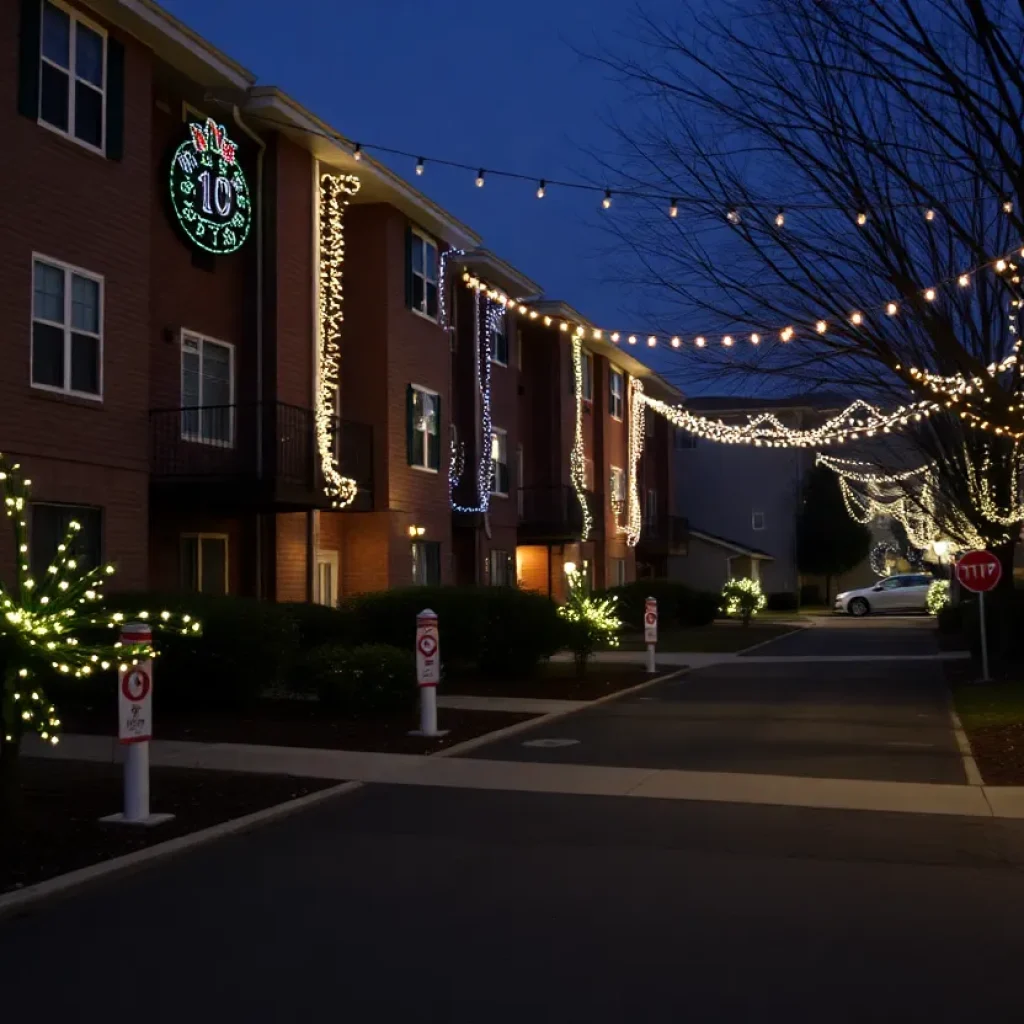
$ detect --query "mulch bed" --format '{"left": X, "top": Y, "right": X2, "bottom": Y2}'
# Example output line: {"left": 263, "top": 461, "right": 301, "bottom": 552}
{"left": 961, "top": 724, "right": 1024, "bottom": 785}
{"left": 60, "top": 702, "right": 535, "bottom": 755}
{"left": 1, "top": 759, "right": 338, "bottom": 896}
{"left": 448, "top": 663, "right": 676, "bottom": 701}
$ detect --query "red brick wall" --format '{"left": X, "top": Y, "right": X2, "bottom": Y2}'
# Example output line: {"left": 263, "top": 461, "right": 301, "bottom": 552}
{"left": 0, "top": 1, "right": 152, "bottom": 588}
{"left": 149, "top": 509, "right": 246, "bottom": 595}
{"left": 276, "top": 512, "right": 310, "bottom": 602}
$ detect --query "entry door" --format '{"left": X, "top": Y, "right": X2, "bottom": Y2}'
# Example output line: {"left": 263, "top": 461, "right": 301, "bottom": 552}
{"left": 316, "top": 552, "right": 339, "bottom": 607}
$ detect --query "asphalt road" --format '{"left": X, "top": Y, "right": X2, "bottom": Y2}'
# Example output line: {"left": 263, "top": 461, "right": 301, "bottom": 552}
{"left": 3, "top": 619, "right": 1009, "bottom": 1022}
{"left": 4, "top": 785, "right": 1024, "bottom": 1022}
{"left": 750, "top": 615, "right": 939, "bottom": 657}
{"left": 470, "top": 622, "right": 964, "bottom": 783}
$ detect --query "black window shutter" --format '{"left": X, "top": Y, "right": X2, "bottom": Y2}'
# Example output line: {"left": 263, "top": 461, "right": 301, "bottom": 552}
{"left": 17, "top": 0, "right": 42, "bottom": 120}
{"left": 404, "top": 225, "right": 414, "bottom": 309}
{"left": 428, "top": 394, "right": 441, "bottom": 470}
{"left": 105, "top": 37, "right": 125, "bottom": 160}
{"left": 406, "top": 385, "right": 416, "bottom": 465}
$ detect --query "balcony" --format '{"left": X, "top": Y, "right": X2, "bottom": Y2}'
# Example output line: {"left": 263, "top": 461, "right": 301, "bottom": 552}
{"left": 517, "top": 485, "right": 603, "bottom": 543}
{"left": 150, "top": 402, "right": 373, "bottom": 512}
{"left": 637, "top": 513, "right": 689, "bottom": 556}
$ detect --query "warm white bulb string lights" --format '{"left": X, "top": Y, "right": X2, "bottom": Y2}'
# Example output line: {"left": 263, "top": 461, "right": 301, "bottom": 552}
{"left": 569, "top": 336, "right": 594, "bottom": 542}
{"left": 317, "top": 173, "right": 361, "bottom": 509}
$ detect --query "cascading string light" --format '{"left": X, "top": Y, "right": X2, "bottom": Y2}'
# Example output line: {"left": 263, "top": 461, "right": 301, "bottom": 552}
{"left": 569, "top": 336, "right": 594, "bottom": 541}
{"left": 317, "top": 173, "right": 362, "bottom": 509}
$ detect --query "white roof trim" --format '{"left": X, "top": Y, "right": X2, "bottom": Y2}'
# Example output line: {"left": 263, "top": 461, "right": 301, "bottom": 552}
{"left": 689, "top": 529, "right": 774, "bottom": 559}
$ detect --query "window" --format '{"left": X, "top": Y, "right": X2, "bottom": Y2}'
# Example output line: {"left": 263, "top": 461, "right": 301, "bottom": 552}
{"left": 610, "top": 368, "right": 624, "bottom": 420}
{"left": 492, "top": 311, "right": 508, "bottom": 366}
{"left": 408, "top": 229, "right": 438, "bottom": 320}
{"left": 489, "top": 549, "right": 514, "bottom": 586}
{"left": 582, "top": 352, "right": 593, "bottom": 402}
{"left": 38, "top": 1, "right": 106, "bottom": 150}
{"left": 411, "top": 541, "right": 441, "bottom": 585}
{"left": 30, "top": 503, "right": 101, "bottom": 580}
{"left": 674, "top": 428, "right": 697, "bottom": 450}
{"left": 31, "top": 256, "right": 102, "bottom": 398}
{"left": 407, "top": 385, "right": 440, "bottom": 470}
{"left": 490, "top": 428, "right": 509, "bottom": 495}
{"left": 610, "top": 465, "right": 626, "bottom": 505}
{"left": 181, "top": 331, "right": 234, "bottom": 445}
{"left": 752, "top": 510, "right": 765, "bottom": 531}
{"left": 611, "top": 557, "right": 626, "bottom": 587}
{"left": 645, "top": 488, "right": 658, "bottom": 527}
{"left": 584, "top": 457, "right": 594, "bottom": 492}
{"left": 180, "top": 534, "right": 228, "bottom": 595}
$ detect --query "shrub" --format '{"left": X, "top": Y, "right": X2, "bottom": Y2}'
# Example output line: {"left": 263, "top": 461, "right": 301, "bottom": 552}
{"left": 282, "top": 602, "right": 354, "bottom": 650}
{"left": 926, "top": 580, "right": 951, "bottom": 616}
{"left": 341, "top": 586, "right": 563, "bottom": 678}
{"left": 304, "top": 644, "right": 417, "bottom": 715}
{"left": 604, "top": 580, "right": 719, "bottom": 629}
{"left": 961, "top": 588, "right": 1024, "bottom": 667}
{"left": 558, "top": 567, "right": 621, "bottom": 675}
{"left": 766, "top": 591, "right": 799, "bottom": 612}
{"left": 721, "top": 578, "right": 767, "bottom": 625}
{"left": 94, "top": 592, "right": 298, "bottom": 711}
{"left": 936, "top": 603, "right": 962, "bottom": 635}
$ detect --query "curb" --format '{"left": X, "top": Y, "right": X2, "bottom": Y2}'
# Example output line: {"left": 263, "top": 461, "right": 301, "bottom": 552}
{"left": 2, "top": 668, "right": 689, "bottom": 916}
{"left": 436, "top": 666, "right": 690, "bottom": 758}
{"left": 0, "top": 779, "right": 364, "bottom": 922}
{"left": 734, "top": 624, "right": 807, "bottom": 656}
{"left": 947, "top": 702, "right": 985, "bottom": 787}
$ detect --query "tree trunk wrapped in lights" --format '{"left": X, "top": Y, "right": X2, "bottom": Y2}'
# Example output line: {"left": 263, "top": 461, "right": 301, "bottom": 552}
{"left": 0, "top": 455, "right": 199, "bottom": 819}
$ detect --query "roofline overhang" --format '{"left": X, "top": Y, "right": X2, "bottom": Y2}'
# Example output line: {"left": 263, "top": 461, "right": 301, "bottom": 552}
{"left": 244, "top": 89, "right": 481, "bottom": 251}
{"left": 460, "top": 249, "right": 540, "bottom": 296}
{"left": 689, "top": 529, "right": 775, "bottom": 559}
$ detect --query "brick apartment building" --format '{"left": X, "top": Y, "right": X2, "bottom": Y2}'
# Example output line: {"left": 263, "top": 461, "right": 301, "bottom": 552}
{"left": 1, "top": 0, "right": 683, "bottom": 607}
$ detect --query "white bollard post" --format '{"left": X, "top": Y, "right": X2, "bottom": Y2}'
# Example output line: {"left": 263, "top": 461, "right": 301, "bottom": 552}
{"left": 644, "top": 596, "right": 658, "bottom": 674}
{"left": 100, "top": 622, "right": 174, "bottom": 826}
{"left": 411, "top": 609, "right": 448, "bottom": 737}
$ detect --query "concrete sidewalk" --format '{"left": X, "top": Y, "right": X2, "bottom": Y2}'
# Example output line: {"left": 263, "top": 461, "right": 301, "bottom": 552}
{"left": 22, "top": 733, "right": 1024, "bottom": 820}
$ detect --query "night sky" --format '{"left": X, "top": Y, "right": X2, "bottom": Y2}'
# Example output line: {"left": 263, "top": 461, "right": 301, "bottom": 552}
{"left": 161, "top": 0, "right": 683, "bottom": 380}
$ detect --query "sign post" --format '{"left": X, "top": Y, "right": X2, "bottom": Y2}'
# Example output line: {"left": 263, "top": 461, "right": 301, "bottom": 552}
{"left": 411, "top": 609, "right": 447, "bottom": 737}
{"left": 956, "top": 550, "right": 1003, "bottom": 682}
{"left": 101, "top": 623, "right": 173, "bottom": 826}
{"left": 644, "top": 597, "right": 658, "bottom": 674}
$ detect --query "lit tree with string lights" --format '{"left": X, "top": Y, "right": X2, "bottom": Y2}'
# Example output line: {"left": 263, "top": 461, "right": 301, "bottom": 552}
{"left": 595, "top": 0, "right": 1024, "bottom": 580}
{"left": 0, "top": 455, "right": 198, "bottom": 819}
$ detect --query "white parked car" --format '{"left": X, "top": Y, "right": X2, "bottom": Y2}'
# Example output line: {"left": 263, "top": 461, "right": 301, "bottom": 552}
{"left": 834, "top": 574, "right": 935, "bottom": 616}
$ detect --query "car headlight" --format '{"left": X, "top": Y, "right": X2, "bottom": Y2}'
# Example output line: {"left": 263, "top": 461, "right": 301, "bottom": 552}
{"left": 835, "top": 592, "right": 848, "bottom": 601}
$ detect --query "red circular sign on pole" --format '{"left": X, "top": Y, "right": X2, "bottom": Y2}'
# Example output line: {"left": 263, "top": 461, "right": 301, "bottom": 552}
{"left": 645, "top": 611, "right": 656, "bottom": 626}
{"left": 956, "top": 550, "right": 1003, "bottom": 593}
{"left": 121, "top": 667, "right": 151, "bottom": 702}
{"left": 418, "top": 633, "right": 437, "bottom": 658}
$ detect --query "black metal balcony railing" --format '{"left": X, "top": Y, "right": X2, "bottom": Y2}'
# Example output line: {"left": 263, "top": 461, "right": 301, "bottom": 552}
{"left": 638, "top": 513, "right": 689, "bottom": 554}
{"left": 150, "top": 403, "right": 372, "bottom": 511}
{"left": 517, "top": 485, "right": 602, "bottom": 542}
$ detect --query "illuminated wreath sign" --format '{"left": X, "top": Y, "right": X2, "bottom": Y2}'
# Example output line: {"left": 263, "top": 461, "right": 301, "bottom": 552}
{"left": 169, "top": 119, "right": 251, "bottom": 255}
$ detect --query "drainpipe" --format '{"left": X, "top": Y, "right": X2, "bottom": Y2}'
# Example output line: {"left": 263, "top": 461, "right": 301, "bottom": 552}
{"left": 233, "top": 102, "right": 266, "bottom": 598}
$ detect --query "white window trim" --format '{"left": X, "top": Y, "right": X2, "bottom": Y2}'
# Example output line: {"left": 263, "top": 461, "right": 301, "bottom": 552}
{"left": 489, "top": 426, "right": 509, "bottom": 496}
{"left": 181, "top": 532, "right": 229, "bottom": 594}
{"left": 752, "top": 510, "right": 766, "bottom": 531}
{"left": 609, "top": 465, "right": 625, "bottom": 504}
{"left": 409, "top": 228, "right": 439, "bottom": 323}
{"left": 410, "top": 382, "right": 440, "bottom": 473}
{"left": 491, "top": 310, "right": 509, "bottom": 367}
{"left": 38, "top": 0, "right": 107, "bottom": 156}
{"left": 411, "top": 539, "right": 440, "bottom": 585}
{"left": 30, "top": 252, "right": 104, "bottom": 401}
{"left": 180, "top": 329, "right": 235, "bottom": 447}
{"left": 609, "top": 368, "right": 624, "bottom": 421}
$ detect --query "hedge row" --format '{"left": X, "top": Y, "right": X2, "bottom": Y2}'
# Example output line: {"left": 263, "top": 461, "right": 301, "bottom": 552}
{"left": 602, "top": 580, "right": 718, "bottom": 630}
{"left": 50, "top": 587, "right": 567, "bottom": 712}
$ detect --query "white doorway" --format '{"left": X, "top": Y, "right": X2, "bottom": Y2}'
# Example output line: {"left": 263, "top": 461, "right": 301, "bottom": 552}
{"left": 316, "top": 551, "right": 339, "bottom": 607}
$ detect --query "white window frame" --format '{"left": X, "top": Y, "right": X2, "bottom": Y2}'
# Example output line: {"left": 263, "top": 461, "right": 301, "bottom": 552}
{"left": 491, "top": 310, "right": 509, "bottom": 367}
{"left": 752, "top": 510, "right": 766, "bottom": 531}
{"left": 582, "top": 351, "right": 594, "bottom": 402}
{"left": 315, "top": 551, "right": 339, "bottom": 607}
{"left": 489, "top": 549, "right": 513, "bottom": 586}
{"left": 610, "top": 465, "right": 626, "bottom": 505}
{"left": 610, "top": 368, "right": 624, "bottom": 421}
{"left": 612, "top": 557, "right": 626, "bottom": 588}
{"left": 180, "top": 533, "right": 229, "bottom": 594}
{"left": 180, "top": 330, "right": 235, "bottom": 447}
{"left": 410, "top": 383, "right": 440, "bottom": 472}
{"left": 410, "top": 228, "right": 439, "bottom": 322}
{"left": 30, "top": 253, "right": 104, "bottom": 401}
{"left": 38, "top": 0, "right": 107, "bottom": 155}
{"left": 489, "top": 427, "right": 509, "bottom": 496}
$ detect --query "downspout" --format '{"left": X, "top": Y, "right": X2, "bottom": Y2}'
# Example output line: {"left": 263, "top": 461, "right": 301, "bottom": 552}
{"left": 232, "top": 102, "right": 266, "bottom": 598}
